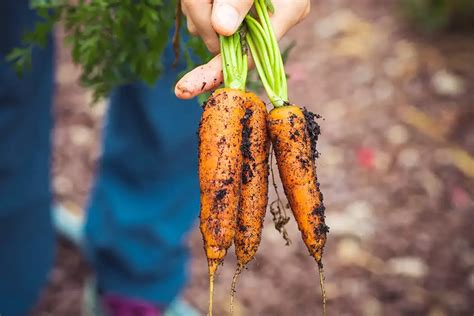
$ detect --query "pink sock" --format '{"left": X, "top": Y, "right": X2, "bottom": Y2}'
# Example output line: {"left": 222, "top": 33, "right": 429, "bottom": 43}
{"left": 101, "top": 294, "right": 163, "bottom": 316}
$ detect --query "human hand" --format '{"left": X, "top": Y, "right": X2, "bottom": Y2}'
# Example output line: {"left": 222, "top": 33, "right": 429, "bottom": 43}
{"left": 175, "top": 0, "right": 310, "bottom": 99}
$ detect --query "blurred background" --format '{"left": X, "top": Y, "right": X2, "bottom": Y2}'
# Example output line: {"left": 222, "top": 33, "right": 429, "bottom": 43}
{"left": 33, "top": 0, "right": 473, "bottom": 315}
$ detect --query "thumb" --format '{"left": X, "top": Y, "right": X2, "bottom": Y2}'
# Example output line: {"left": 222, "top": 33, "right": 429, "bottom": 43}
{"left": 211, "top": 0, "right": 254, "bottom": 36}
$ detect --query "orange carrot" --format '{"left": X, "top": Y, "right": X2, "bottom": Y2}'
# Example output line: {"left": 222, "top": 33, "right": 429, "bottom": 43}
{"left": 246, "top": 1, "right": 329, "bottom": 313}
{"left": 199, "top": 88, "right": 247, "bottom": 315}
{"left": 230, "top": 92, "right": 269, "bottom": 313}
{"left": 267, "top": 105, "right": 328, "bottom": 313}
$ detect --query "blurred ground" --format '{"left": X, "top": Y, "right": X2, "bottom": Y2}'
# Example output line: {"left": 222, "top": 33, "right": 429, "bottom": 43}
{"left": 32, "top": 0, "right": 474, "bottom": 315}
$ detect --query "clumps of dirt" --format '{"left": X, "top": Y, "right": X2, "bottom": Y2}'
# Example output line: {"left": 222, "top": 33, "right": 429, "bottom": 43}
{"left": 242, "top": 163, "right": 253, "bottom": 185}
{"left": 302, "top": 108, "right": 328, "bottom": 237}
{"left": 288, "top": 113, "right": 298, "bottom": 127}
{"left": 318, "top": 189, "right": 324, "bottom": 203}
{"left": 315, "top": 182, "right": 327, "bottom": 232}
{"left": 296, "top": 154, "right": 311, "bottom": 171}
{"left": 312, "top": 205, "right": 326, "bottom": 216}
{"left": 316, "top": 222, "right": 330, "bottom": 235}
{"left": 237, "top": 219, "right": 248, "bottom": 233}
{"left": 302, "top": 108, "right": 322, "bottom": 160}
{"left": 289, "top": 129, "right": 301, "bottom": 141}
{"left": 202, "top": 94, "right": 217, "bottom": 110}
{"left": 241, "top": 108, "right": 253, "bottom": 160}
{"left": 215, "top": 189, "right": 227, "bottom": 201}
{"left": 223, "top": 177, "right": 234, "bottom": 185}
{"left": 241, "top": 108, "right": 254, "bottom": 184}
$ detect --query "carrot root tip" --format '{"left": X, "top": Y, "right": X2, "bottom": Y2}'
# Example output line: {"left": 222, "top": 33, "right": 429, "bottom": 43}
{"left": 208, "top": 273, "right": 215, "bottom": 316}
{"left": 317, "top": 263, "right": 327, "bottom": 316}
{"left": 230, "top": 265, "right": 244, "bottom": 315}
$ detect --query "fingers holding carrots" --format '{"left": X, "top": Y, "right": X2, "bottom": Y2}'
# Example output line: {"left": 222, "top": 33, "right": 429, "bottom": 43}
{"left": 175, "top": 55, "right": 224, "bottom": 100}
{"left": 176, "top": 0, "right": 311, "bottom": 99}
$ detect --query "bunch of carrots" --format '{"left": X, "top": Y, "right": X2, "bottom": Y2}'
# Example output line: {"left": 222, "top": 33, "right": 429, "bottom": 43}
{"left": 197, "top": 1, "right": 329, "bottom": 315}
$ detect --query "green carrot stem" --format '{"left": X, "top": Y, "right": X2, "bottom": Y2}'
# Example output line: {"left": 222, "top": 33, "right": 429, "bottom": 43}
{"left": 247, "top": 14, "right": 275, "bottom": 67}
{"left": 260, "top": 0, "right": 287, "bottom": 100}
{"left": 220, "top": 29, "right": 248, "bottom": 91}
{"left": 246, "top": 30, "right": 283, "bottom": 106}
{"left": 246, "top": 0, "right": 288, "bottom": 107}
{"left": 245, "top": 17, "right": 275, "bottom": 87}
{"left": 255, "top": 0, "right": 278, "bottom": 66}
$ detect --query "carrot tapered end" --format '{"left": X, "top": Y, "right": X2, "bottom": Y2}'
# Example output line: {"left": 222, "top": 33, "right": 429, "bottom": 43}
{"left": 230, "top": 264, "right": 244, "bottom": 315}
{"left": 317, "top": 262, "right": 327, "bottom": 316}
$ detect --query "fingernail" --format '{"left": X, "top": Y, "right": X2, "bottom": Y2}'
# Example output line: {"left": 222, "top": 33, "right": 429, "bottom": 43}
{"left": 215, "top": 4, "right": 240, "bottom": 34}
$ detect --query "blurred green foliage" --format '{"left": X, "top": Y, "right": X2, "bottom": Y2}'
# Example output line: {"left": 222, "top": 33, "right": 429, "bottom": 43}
{"left": 7, "top": 0, "right": 211, "bottom": 102}
{"left": 401, "top": 0, "right": 474, "bottom": 32}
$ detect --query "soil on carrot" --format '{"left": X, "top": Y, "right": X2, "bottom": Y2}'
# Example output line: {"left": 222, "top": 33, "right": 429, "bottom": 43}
{"left": 302, "top": 107, "right": 322, "bottom": 159}
{"left": 241, "top": 108, "right": 254, "bottom": 185}
{"left": 32, "top": 1, "right": 473, "bottom": 315}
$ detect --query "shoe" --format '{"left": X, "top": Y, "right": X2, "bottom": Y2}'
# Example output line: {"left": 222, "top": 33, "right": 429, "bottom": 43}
{"left": 163, "top": 299, "right": 200, "bottom": 316}
{"left": 52, "top": 204, "right": 200, "bottom": 316}
{"left": 82, "top": 278, "right": 200, "bottom": 316}
{"left": 52, "top": 203, "right": 84, "bottom": 246}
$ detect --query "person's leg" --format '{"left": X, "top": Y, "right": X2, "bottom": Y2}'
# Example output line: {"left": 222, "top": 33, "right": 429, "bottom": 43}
{"left": 0, "top": 2, "right": 55, "bottom": 316}
{"left": 84, "top": 43, "right": 202, "bottom": 309}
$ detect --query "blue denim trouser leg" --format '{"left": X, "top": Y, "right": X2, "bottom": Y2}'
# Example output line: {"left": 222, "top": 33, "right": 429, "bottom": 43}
{"left": 84, "top": 46, "right": 202, "bottom": 306}
{"left": 0, "top": 2, "right": 55, "bottom": 316}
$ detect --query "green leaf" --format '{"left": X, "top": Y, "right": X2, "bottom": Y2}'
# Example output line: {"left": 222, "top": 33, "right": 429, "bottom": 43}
{"left": 6, "top": 0, "right": 212, "bottom": 102}
{"left": 5, "top": 47, "right": 27, "bottom": 62}
{"left": 6, "top": 46, "right": 33, "bottom": 76}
